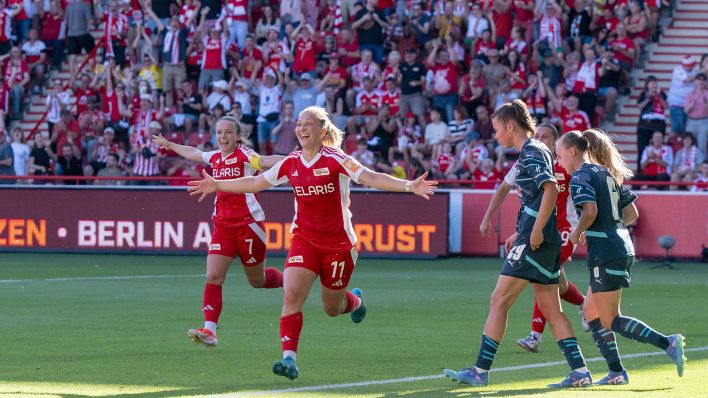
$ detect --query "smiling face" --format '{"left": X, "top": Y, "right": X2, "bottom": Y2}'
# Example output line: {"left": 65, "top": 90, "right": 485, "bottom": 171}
{"left": 295, "top": 111, "right": 325, "bottom": 150}
{"left": 215, "top": 119, "right": 240, "bottom": 153}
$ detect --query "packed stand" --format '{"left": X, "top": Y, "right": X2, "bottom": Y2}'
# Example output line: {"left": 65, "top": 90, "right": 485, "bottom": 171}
{"left": 0, "top": 0, "right": 704, "bottom": 190}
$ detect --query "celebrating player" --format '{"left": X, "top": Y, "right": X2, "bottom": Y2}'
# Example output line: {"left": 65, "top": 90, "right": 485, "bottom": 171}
{"left": 480, "top": 122, "right": 588, "bottom": 353}
{"left": 444, "top": 100, "right": 592, "bottom": 388}
{"left": 152, "top": 115, "right": 284, "bottom": 348}
{"left": 556, "top": 129, "right": 686, "bottom": 385}
{"left": 187, "top": 106, "right": 437, "bottom": 380}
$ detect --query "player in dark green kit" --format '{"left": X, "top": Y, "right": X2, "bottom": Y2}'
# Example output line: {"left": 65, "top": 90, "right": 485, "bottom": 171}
{"left": 556, "top": 129, "right": 687, "bottom": 386}
{"left": 443, "top": 100, "right": 592, "bottom": 388}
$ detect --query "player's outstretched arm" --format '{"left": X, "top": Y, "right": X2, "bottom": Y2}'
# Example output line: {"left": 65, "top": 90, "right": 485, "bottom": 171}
{"left": 358, "top": 170, "right": 438, "bottom": 200}
{"left": 152, "top": 135, "right": 204, "bottom": 162}
{"left": 188, "top": 170, "right": 273, "bottom": 202}
{"left": 259, "top": 155, "right": 286, "bottom": 169}
{"left": 569, "top": 202, "right": 598, "bottom": 245}
{"left": 480, "top": 181, "right": 513, "bottom": 236}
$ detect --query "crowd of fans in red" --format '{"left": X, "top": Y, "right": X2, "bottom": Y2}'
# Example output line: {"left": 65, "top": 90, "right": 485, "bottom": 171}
{"left": 0, "top": 0, "right": 705, "bottom": 190}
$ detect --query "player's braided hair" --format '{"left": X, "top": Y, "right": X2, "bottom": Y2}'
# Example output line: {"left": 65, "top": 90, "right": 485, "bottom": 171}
{"left": 560, "top": 129, "right": 634, "bottom": 184}
{"left": 492, "top": 99, "right": 536, "bottom": 138}
{"left": 300, "top": 106, "right": 343, "bottom": 149}
{"left": 217, "top": 112, "right": 253, "bottom": 147}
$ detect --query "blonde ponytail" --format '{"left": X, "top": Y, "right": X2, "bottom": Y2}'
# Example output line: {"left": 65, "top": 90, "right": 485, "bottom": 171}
{"left": 582, "top": 129, "right": 634, "bottom": 184}
{"left": 300, "top": 106, "right": 344, "bottom": 149}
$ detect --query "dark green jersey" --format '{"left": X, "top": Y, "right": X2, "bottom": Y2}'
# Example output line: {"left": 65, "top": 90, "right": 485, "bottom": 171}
{"left": 570, "top": 163, "right": 637, "bottom": 267}
{"left": 512, "top": 139, "right": 561, "bottom": 245}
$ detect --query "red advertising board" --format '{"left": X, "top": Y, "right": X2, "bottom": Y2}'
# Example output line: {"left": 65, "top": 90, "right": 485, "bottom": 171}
{"left": 0, "top": 188, "right": 449, "bottom": 257}
{"left": 458, "top": 191, "right": 708, "bottom": 259}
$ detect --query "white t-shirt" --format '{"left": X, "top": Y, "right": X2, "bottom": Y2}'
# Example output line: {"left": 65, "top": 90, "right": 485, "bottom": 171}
{"left": 425, "top": 122, "right": 448, "bottom": 145}
{"left": 256, "top": 84, "right": 282, "bottom": 122}
{"left": 206, "top": 91, "right": 232, "bottom": 112}
{"left": 231, "top": 90, "right": 252, "bottom": 115}
{"left": 11, "top": 142, "right": 29, "bottom": 176}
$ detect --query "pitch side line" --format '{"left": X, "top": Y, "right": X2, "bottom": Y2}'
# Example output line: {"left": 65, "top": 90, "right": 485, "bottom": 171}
{"left": 0, "top": 274, "right": 203, "bottom": 283}
{"left": 207, "top": 346, "right": 708, "bottom": 397}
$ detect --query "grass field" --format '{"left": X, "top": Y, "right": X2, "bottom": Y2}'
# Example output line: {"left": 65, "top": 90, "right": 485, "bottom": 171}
{"left": 1, "top": 253, "right": 707, "bottom": 398}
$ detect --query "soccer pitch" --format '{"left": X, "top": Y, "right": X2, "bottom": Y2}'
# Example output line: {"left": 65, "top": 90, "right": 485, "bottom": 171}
{"left": 1, "top": 253, "right": 707, "bottom": 397}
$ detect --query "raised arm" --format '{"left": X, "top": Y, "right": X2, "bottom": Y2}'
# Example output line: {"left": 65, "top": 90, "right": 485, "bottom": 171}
{"left": 188, "top": 170, "right": 273, "bottom": 201}
{"left": 358, "top": 170, "right": 438, "bottom": 199}
{"left": 153, "top": 134, "right": 204, "bottom": 162}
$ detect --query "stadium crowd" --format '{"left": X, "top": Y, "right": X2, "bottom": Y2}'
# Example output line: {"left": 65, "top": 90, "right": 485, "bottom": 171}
{"left": 0, "top": 0, "right": 706, "bottom": 190}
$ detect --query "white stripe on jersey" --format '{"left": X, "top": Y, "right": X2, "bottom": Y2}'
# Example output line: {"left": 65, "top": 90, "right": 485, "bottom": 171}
{"left": 248, "top": 222, "right": 267, "bottom": 243}
{"left": 244, "top": 160, "right": 266, "bottom": 221}
{"left": 321, "top": 147, "right": 364, "bottom": 183}
{"left": 338, "top": 173, "right": 357, "bottom": 247}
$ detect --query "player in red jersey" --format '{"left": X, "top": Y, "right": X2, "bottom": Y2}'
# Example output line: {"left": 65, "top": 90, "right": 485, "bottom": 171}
{"left": 188, "top": 106, "right": 437, "bottom": 379}
{"left": 153, "top": 114, "right": 285, "bottom": 348}
{"left": 479, "top": 123, "right": 588, "bottom": 353}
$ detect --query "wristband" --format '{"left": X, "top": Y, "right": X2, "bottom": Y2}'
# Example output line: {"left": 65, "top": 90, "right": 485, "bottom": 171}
{"left": 405, "top": 180, "right": 412, "bottom": 193}
{"left": 249, "top": 155, "right": 262, "bottom": 171}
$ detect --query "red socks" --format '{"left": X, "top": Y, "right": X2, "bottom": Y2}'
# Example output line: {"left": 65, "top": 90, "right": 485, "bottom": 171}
{"left": 560, "top": 282, "right": 585, "bottom": 306}
{"left": 263, "top": 267, "right": 284, "bottom": 289}
{"left": 203, "top": 283, "right": 223, "bottom": 323}
{"left": 344, "top": 290, "right": 361, "bottom": 314}
{"left": 531, "top": 282, "right": 585, "bottom": 333}
{"left": 531, "top": 299, "right": 547, "bottom": 333}
{"left": 280, "top": 312, "right": 303, "bottom": 353}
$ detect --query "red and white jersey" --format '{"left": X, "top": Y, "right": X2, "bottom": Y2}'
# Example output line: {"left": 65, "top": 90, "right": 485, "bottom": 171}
{"left": 103, "top": 12, "right": 129, "bottom": 55}
{"left": 263, "top": 40, "right": 289, "bottom": 72}
{"left": 202, "top": 146, "right": 266, "bottom": 227}
{"left": 263, "top": 146, "right": 365, "bottom": 251}
{"left": 218, "top": 0, "right": 248, "bottom": 25}
{"left": 179, "top": 4, "right": 198, "bottom": 28}
{"left": 461, "top": 144, "right": 488, "bottom": 170}
{"left": 0, "top": 83, "right": 8, "bottom": 113}
{"left": 21, "top": 40, "right": 46, "bottom": 64}
{"left": 202, "top": 36, "right": 228, "bottom": 70}
{"left": 379, "top": 65, "right": 399, "bottom": 89}
{"left": 554, "top": 159, "right": 577, "bottom": 230}
{"left": 133, "top": 109, "right": 158, "bottom": 136}
{"left": 355, "top": 90, "right": 380, "bottom": 116}
{"left": 435, "top": 152, "right": 455, "bottom": 174}
{"left": 0, "top": 10, "right": 11, "bottom": 42}
{"left": 640, "top": 144, "right": 673, "bottom": 176}
{"left": 351, "top": 62, "right": 380, "bottom": 91}
{"left": 132, "top": 135, "right": 160, "bottom": 176}
{"left": 560, "top": 108, "right": 589, "bottom": 133}
{"left": 380, "top": 89, "right": 400, "bottom": 116}
{"left": 573, "top": 61, "right": 601, "bottom": 93}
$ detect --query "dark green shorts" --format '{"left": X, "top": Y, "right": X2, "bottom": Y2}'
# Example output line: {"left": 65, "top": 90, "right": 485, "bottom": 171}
{"left": 589, "top": 257, "right": 634, "bottom": 293}
{"left": 500, "top": 240, "right": 561, "bottom": 285}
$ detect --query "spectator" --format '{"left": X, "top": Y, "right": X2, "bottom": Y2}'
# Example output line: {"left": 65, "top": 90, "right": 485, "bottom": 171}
{"left": 474, "top": 105, "right": 495, "bottom": 148}
{"left": 560, "top": 94, "right": 589, "bottom": 134}
{"left": 287, "top": 73, "right": 318, "bottom": 116}
{"left": 21, "top": 28, "right": 46, "bottom": 95}
{"left": 426, "top": 40, "right": 459, "bottom": 123}
{"left": 522, "top": 71, "right": 548, "bottom": 122}
{"left": 254, "top": 5, "right": 280, "bottom": 45}
{"left": 262, "top": 27, "right": 291, "bottom": 74}
{"left": 336, "top": 27, "right": 360, "bottom": 68}
{"left": 409, "top": 1, "right": 432, "bottom": 51}
{"left": 351, "top": 137, "right": 376, "bottom": 170}
{"left": 322, "top": 52, "right": 347, "bottom": 93}
{"left": 624, "top": 0, "right": 649, "bottom": 64}
{"left": 565, "top": 0, "right": 591, "bottom": 53}
{"left": 597, "top": 48, "right": 622, "bottom": 121}
{"left": 5, "top": 46, "right": 28, "bottom": 121}
{"left": 85, "top": 127, "right": 118, "bottom": 176}
{"left": 133, "top": 92, "right": 166, "bottom": 141}
{"left": 56, "top": 142, "right": 83, "bottom": 185}
{"left": 667, "top": 55, "right": 699, "bottom": 134}
{"left": 279, "top": 0, "right": 304, "bottom": 32}
{"left": 684, "top": 73, "right": 708, "bottom": 159}
{"left": 349, "top": 75, "right": 380, "bottom": 134}
{"left": 272, "top": 101, "right": 298, "bottom": 156}
{"left": 239, "top": 33, "right": 263, "bottom": 79}
{"left": 692, "top": 160, "right": 708, "bottom": 192}
{"left": 138, "top": 53, "right": 162, "bottom": 93}
{"left": 460, "top": 131, "right": 488, "bottom": 175}
{"left": 352, "top": 0, "right": 387, "bottom": 64}
{"left": 0, "top": 123, "right": 13, "bottom": 183}
{"left": 65, "top": 0, "right": 95, "bottom": 79}
{"left": 96, "top": 153, "right": 126, "bottom": 185}
{"left": 172, "top": 81, "right": 202, "bottom": 135}
{"left": 472, "top": 158, "right": 502, "bottom": 189}
{"left": 432, "top": 141, "right": 456, "bottom": 180}
{"left": 217, "top": 0, "right": 248, "bottom": 49}
{"left": 573, "top": 47, "right": 602, "bottom": 123}
{"left": 291, "top": 23, "right": 317, "bottom": 75}
{"left": 380, "top": 76, "right": 401, "bottom": 117}
{"left": 537, "top": 49, "right": 563, "bottom": 89}
{"left": 365, "top": 104, "right": 396, "bottom": 170}
{"left": 446, "top": 104, "right": 473, "bottom": 154}
{"left": 70, "top": 73, "right": 97, "bottom": 118}
{"left": 671, "top": 132, "right": 703, "bottom": 191}
{"left": 459, "top": 63, "right": 490, "bottom": 117}
{"left": 252, "top": 67, "right": 284, "bottom": 154}
{"left": 608, "top": 23, "right": 636, "bottom": 71}
{"left": 45, "top": 79, "right": 71, "bottom": 139}
{"left": 637, "top": 131, "right": 673, "bottom": 190}
{"left": 399, "top": 47, "right": 426, "bottom": 126}
{"left": 28, "top": 133, "right": 55, "bottom": 178}
{"left": 535, "top": 1, "right": 562, "bottom": 52}
{"left": 131, "top": 120, "right": 162, "bottom": 183}
{"left": 465, "top": 3, "right": 488, "bottom": 43}
{"left": 38, "top": 1, "right": 64, "bottom": 69}
{"left": 96, "top": 0, "right": 129, "bottom": 68}
{"left": 512, "top": 0, "right": 534, "bottom": 44}
{"left": 414, "top": 107, "right": 447, "bottom": 164}
{"left": 482, "top": 48, "right": 510, "bottom": 94}
{"left": 10, "top": 126, "right": 27, "bottom": 178}
{"left": 434, "top": 1, "right": 463, "bottom": 43}
{"left": 636, "top": 75, "right": 668, "bottom": 159}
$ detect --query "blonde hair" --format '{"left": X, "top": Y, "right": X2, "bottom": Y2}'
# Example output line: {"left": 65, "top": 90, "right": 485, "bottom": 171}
{"left": 560, "top": 129, "right": 634, "bottom": 184}
{"left": 300, "top": 106, "right": 344, "bottom": 149}
{"left": 217, "top": 114, "right": 252, "bottom": 147}
{"left": 492, "top": 99, "right": 536, "bottom": 138}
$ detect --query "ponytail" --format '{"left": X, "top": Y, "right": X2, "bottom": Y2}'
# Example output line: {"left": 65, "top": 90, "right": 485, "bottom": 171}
{"left": 300, "top": 106, "right": 344, "bottom": 149}
{"left": 582, "top": 128, "right": 633, "bottom": 184}
{"left": 492, "top": 99, "right": 536, "bottom": 137}
{"left": 217, "top": 113, "right": 252, "bottom": 147}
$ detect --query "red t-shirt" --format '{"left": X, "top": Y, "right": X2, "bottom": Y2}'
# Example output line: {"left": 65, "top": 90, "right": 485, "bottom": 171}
{"left": 436, "top": 152, "right": 455, "bottom": 174}
{"left": 560, "top": 108, "right": 590, "bottom": 133}
{"left": 337, "top": 37, "right": 360, "bottom": 67}
{"left": 492, "top": 9, "right": 513, "bottom": 39}
{"left": 262, "top": 146, "right": 365, "bottom": 251}
{"left": 74, "top": 87, "right": 96, "bottom": 116}
{"left": 473, "top": 168, "right": 501, "bottom": 189}
{"left": 202, "top": 37, "right": 227, "bottom": 70}
{"left": 41, "top": 13, "right": 63, "bottom": 41}
{"left": 380, "top": 89, "right": 400, "bottom": 116}
{"left": 323, "top": 65, "right": 348, "bottom": 88}
{"left": 355, "top": 90, "right": 381, "bottom": 116}
{"left": 512, "top": 0, "right": 534, "bottom": 22}
{"left": 103, "top": 88, "right": 121, "bottom": 122}
{"left": 609, "top": 37, "right": 635, "bottom": 66}
{"left": 429, "top": 62, "right": 458, "bottom": 95}
{"left": 104, "top": 13, "right": 129, "bottom": 46}
{"left": 9, "top": 0, "right": 28, "bottom": 20}
{"left": 201, "top": 145, "right": 266, "bottom": 227}
{"left": 293, "top": 38, "right": 316, "bottom": 73}
{"left": 241, "top": 46, "right": 264, "bottom": 79}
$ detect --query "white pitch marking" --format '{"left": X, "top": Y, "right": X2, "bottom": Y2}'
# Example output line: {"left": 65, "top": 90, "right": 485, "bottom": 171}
{"left": 204, "top": 346, "right": 708, "bottom": 397}
{"left": 0, "top": 274, "right": 203, "bottom": 284}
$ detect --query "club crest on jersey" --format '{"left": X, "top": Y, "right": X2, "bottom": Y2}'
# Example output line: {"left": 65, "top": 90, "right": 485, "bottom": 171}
{"left": 555, "top": 173, "right": 565, "bottom": 181}
{"left": 314, "top": 167, "right": 330, "bottom": 176}
{"left": 225, "top": 158, "right": 238, "bottom": 165}
{"left": 288, "top": 256, "right": 304, "bottom": 263}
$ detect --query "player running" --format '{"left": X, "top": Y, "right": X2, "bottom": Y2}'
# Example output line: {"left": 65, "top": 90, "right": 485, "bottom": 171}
{"left": 187, "top": 105, "right": 437, "bottom": 380}
{"left": 480, "top": 123, "right": 588, "bottom": 354}
{"left": 443, "top": 100, "right": 592, "bottom": 388}
{"left": 153, "top": 115, "right": 285, "bottom": 348}
{"left": 556, "top": 129, "right": 686, "bottom": 385}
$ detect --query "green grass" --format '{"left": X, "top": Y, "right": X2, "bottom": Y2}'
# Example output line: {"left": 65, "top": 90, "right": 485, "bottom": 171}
{"left": 0, "top": 253, "right": 707, "bottom": 397}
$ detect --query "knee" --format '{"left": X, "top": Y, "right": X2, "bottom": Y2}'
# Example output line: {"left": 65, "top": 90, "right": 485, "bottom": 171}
{"left": 600, "top": 315, "right": 616, "bottom": 331}
{"left": 246, "top": 276, "right": 265, "bottom": 288}
{"left": 489, "top": 291, "right": 514, "bottom": 313}
{"left": 205, "top": 271, "right": 225, "bottom": 285}
{"left": 323, "top": 303, "right": 341, "bottom": 317}
{"left": 283, "top": 290, "right": 305, "bottom": 311}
